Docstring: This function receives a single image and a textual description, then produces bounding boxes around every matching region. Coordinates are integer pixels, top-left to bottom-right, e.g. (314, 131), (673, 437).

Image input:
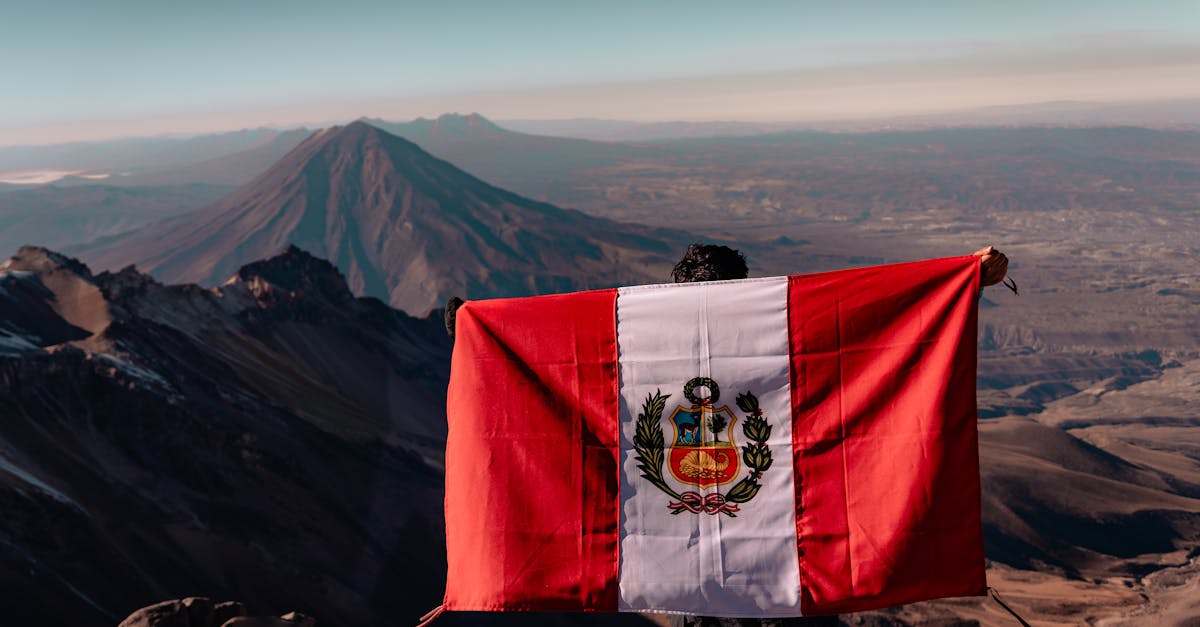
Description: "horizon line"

(3, 96), (1200, 149)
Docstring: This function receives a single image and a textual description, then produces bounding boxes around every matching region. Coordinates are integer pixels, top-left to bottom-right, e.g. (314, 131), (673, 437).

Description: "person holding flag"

(436, 243), (1010, 625)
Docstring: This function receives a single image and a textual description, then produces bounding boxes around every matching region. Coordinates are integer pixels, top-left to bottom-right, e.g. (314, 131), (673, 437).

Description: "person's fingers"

(972, 245), (995, 257)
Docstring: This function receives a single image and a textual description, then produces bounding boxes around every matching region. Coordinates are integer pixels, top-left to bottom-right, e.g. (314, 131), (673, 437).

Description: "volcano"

(77, 121), (685, 314)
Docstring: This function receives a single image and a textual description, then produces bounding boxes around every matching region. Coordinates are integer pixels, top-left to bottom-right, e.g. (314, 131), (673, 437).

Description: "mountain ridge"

(0, 244), (453, 625)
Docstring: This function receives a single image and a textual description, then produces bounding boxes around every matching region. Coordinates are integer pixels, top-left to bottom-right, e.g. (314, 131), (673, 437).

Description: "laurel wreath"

(683, 377), (719, 405)
(730, 391), (773, 501)
(633, 384), (773, 518)
(633, 390), (684, 502)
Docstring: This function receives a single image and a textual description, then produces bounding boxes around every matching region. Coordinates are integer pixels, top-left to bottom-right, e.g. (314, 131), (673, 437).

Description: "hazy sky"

(2, 0), (1199, 145)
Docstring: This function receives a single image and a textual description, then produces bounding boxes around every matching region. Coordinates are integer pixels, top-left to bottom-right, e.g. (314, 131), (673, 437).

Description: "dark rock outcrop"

(117, 597), (307, 627)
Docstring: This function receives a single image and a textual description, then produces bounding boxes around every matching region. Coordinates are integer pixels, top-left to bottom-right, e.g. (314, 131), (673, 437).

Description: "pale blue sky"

(1, 0), (1198, 144)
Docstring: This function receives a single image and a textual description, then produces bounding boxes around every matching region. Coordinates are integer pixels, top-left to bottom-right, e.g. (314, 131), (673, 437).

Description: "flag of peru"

(444, 256), (986, 617)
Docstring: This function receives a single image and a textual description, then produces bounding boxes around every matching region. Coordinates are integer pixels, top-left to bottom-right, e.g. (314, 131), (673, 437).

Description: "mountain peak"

(398, 112), (505, 138)
(310, 120), (392, 147)
(435, 112), (499, 128)
(1, 247), (114, 341)
(340, 119), (383, 135)
(2, 245), (95, 280)
(229, 245), (354, 308)
(298, 121), (439, 167)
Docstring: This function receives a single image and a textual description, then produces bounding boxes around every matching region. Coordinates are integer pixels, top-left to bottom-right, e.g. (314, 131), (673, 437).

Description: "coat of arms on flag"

(635, 377), (773, 516)
(443, 256), (987, 618)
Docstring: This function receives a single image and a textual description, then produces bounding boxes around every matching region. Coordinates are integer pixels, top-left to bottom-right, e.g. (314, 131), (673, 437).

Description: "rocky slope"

(0, 245), (451, 626)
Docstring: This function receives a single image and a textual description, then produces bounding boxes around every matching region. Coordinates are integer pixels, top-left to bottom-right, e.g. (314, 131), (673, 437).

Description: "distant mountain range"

(110, 128), (310, 187)
(500, 99), (1200, 140)
(498, 118), (808, 141)
(362, 113), (668, 191)
(0, 183), (231, 254)
(74, 121), (688, 314)
(0, 127), (306, 177)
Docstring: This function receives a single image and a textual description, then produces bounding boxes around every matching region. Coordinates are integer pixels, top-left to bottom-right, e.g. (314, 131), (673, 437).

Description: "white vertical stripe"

(616, 277), (801, 617)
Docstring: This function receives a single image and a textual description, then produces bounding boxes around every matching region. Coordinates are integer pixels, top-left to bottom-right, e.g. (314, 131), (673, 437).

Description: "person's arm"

(972, 246), (1009, 287)
(445, 296), (464, 340)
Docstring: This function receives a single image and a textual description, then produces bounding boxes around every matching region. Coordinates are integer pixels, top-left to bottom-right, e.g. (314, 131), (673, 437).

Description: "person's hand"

(972, 246), (1009, 287)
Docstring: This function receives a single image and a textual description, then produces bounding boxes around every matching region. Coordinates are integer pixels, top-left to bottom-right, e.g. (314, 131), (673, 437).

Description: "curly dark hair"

(671, 243), (748, 283)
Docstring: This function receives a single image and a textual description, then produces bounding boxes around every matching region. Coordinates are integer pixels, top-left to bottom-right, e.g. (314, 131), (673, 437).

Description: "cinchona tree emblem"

(633, 376), (773, 517)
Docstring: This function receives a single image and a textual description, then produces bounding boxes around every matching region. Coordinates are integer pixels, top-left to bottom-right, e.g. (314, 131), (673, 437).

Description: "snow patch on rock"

(93, 353), (173, 392)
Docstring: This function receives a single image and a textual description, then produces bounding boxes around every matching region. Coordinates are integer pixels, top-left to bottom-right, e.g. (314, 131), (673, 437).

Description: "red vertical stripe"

(789, 256), (986, 615)
(444, 289), (620, 611)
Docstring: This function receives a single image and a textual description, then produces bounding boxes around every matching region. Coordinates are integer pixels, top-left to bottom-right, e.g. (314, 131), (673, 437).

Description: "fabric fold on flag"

(444, 256), (985, 617)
